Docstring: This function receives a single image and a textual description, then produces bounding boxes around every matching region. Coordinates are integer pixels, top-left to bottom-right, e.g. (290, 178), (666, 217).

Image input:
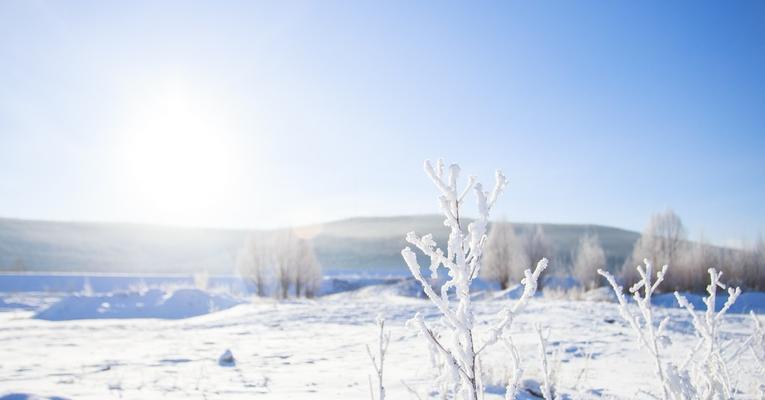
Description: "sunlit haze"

(1, 4), (765, 399)
(1, 1), (763, 245)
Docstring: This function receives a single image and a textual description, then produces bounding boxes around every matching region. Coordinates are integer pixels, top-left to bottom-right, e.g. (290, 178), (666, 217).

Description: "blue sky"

(0, 1), (763, 245)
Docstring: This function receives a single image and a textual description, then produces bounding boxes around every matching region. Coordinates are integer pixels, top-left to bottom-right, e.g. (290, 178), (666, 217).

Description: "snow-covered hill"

(0, 215), (640, 274)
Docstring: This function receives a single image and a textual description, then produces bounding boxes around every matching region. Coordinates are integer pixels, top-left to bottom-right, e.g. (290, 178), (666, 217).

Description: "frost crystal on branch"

(502, 337), (523, 400)
(601, 260), (752, 399)
(674, 268), (741, 399)
(401, 159), (547, 400)
(366, 314), (390, 400)
(599, 259), (673, 400)
(535, 324), (554, 400)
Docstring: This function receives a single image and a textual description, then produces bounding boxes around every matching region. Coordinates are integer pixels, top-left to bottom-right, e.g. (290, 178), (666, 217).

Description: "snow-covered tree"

(522, 225), (552, 289)
(274, 231), (298, 299)
(238, 231), (321, 298)
(11, 258), (26, 272)
(237, 235), (271, 296)
(623, 209), (687, 287)
(754, 237), (765, 290)
(481, 221), (528, 290)
(663, 234), (765, 292)
(401, 159), (547, 400)
(728, 237), (765, 291)
(294, 238), (322, 298)
(572, 234), (605, 290)
(670, 235), (719, 292)
(646, 209), (686, 266)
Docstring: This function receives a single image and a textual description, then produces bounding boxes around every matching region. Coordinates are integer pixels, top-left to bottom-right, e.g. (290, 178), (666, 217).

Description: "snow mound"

(34, 288), (243, 321)
(329, 278), (519, 301)
(0, 297), (35, 310)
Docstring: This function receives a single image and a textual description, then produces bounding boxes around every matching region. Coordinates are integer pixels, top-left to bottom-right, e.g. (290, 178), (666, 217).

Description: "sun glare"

(118, 81), (238, 226)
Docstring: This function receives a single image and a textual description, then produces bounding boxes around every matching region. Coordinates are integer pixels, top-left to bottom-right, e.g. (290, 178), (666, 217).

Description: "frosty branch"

(401, 159), (547, 400)
(366, 315), (391, 400)
(674, 268), (741, 398)
(600, 260), (753, 399)
(535, 324), (554, 400)
(599, 260), (672, 400)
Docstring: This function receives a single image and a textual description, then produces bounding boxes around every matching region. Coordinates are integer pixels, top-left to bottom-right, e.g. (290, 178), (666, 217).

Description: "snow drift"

(34, 288), (243, 321)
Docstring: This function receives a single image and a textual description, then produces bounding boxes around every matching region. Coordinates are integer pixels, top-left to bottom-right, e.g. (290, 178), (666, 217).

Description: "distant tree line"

(237, 230), (322, 298)
(0, 258), (27, 272)
(621, 209), (765, 292)
(481, 210), (765, 293)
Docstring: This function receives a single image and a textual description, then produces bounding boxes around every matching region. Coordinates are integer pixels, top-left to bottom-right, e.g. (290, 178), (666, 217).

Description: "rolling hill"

(0, 215), (641, 274)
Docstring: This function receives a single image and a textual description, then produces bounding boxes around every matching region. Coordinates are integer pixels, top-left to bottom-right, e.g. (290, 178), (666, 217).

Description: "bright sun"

(118, 81), (238, 226)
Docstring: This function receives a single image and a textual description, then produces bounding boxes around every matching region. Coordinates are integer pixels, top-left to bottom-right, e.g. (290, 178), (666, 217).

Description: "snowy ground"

(0, 286), (762, 399)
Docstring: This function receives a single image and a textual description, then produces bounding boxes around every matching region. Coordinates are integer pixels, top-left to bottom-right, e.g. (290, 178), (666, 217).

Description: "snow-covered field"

(0, 284), (762, 400)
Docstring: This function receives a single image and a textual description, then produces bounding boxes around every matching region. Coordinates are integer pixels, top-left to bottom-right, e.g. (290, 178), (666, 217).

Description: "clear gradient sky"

(1, 1), (763, 246)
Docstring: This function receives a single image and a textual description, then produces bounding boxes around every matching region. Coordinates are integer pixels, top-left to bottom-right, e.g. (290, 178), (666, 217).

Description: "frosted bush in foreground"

(600, 260), (752, 399)
(599, 260), (676, 399)
(401, 159), (547, 400)
(502, 337), (523, 400)
(747, 312), (765, 396)
(674, 269), (741, 399)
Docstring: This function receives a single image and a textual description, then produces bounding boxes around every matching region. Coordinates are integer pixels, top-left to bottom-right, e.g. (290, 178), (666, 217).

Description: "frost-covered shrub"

(674, 268), (741, 399)
(401, 159), (547, 400)
(601, 260), (750, 399)
(534, 324), (554, 400)
(599, 260), (677, 400)
(746, 311), (765, 397)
